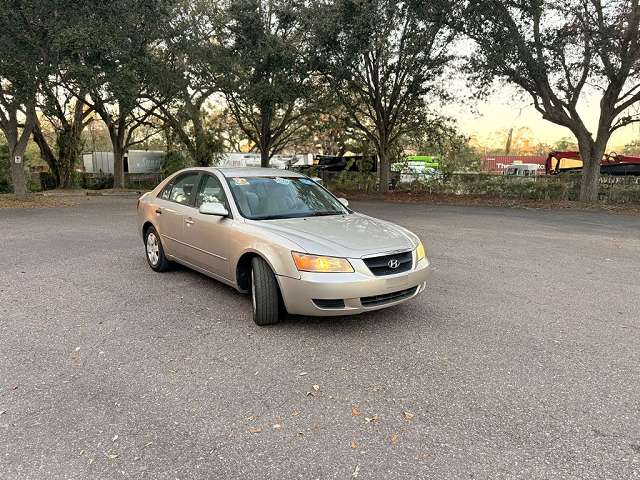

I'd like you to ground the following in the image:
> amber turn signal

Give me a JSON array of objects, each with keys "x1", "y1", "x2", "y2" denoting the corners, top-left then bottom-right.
[{"x1": 291, "y1": 252, "x2": 354, "y2": 273}]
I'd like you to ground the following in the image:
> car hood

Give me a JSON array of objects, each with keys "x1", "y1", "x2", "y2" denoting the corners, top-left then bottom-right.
[{"x1": 252, "y1": 213, "x2": 417, "y2": 257}]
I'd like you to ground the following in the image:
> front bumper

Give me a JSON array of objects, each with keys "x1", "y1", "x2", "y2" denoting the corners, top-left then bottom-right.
[{"x1": 277, "y1": 258, "x2": 430, "y2": 316}]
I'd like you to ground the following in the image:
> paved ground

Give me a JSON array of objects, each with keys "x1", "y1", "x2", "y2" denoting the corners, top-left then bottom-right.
[{"x1": 1, "y1": 197, "x2": 639, "y2": 479}]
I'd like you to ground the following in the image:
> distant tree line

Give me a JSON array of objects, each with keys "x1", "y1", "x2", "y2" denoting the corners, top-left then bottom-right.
[{"x1": 1, "y1": 0, "x2": 639, "y2": 201}]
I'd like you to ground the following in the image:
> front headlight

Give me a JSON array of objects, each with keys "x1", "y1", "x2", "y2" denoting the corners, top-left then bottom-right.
[
  {"x1": 416, "y1": 241, "x2": 426, "y2": 262},
  {"x1": 291, "y1": 252, "x2": 354, "y2": 273}
]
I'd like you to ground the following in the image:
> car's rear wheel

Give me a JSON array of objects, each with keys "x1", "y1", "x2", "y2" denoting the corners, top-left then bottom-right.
[
  {"x1": 145, "y1": 226, "x2": 170, "y2": 272},
  {"x1": 251, "y1": 257, "x2": 282, "y2": 326}
]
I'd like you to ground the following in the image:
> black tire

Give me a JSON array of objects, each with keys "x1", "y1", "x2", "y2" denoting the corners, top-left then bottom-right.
[
  {"x1": 144, "y1": 226, "x2": 171, "y2": 272},
  {"x1": 251, "y1": 257, "x2": 282, "y2": 326}
]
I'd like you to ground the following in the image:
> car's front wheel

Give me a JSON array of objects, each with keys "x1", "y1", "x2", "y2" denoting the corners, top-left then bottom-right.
[
  {"x1": 251, "y1": 257, "x2": 282, "y2": 326},
  {"x1": 145, "y1": 226, "x2": 171, "y2": 272}
]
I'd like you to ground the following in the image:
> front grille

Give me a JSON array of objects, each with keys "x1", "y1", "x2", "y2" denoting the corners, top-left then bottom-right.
[
  {"x1": 361, "y1": 286, "x2": 417, "y2": 307},
  {"x1": 363, "y1": 251, "x2": 413, "y2": 276},
  {"x1": 313, "y1": 298, "x2": 346, "y2": 309}
]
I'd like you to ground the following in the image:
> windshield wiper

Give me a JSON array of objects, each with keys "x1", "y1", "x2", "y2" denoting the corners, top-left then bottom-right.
[
  {"x1": 251, "y1": 211, "x2": 345, "y2": 220},
  {"x1": 306, "y1": 211, "x2": 344, "y2": 217}
]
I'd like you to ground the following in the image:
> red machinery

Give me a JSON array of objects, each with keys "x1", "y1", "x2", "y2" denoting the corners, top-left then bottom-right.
[{"x1": 545, "y1": 150, "x2": 640, "y2": 175}]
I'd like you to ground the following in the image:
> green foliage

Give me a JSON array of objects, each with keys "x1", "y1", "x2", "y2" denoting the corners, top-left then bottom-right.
[
  {"x1": 203, "y1": 0, "x2": 315, "y2": 164},
  {"x1": 81, "y1": 173, "x2": 114, "y2": 190},
  {"x1": 407, "y1": 118, "x2": 481, "y2": 177},
  {"x1": 0, "y1": 143, "x2": 10, "y2": 193},
  {"x1": 161, "y1": 150, "x2": 192, "y2": 176},
  {"x1": 310, "y1": 0, "x2": 456, "y2": 190},
  {"x1": 326, "y1": 172, "x2": 378, "y2": 193}
]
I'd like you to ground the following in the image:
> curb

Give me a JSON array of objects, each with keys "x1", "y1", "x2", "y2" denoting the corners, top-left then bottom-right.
[{"x1": 40, "y1": 191, "x2": 142, "y2": 197}]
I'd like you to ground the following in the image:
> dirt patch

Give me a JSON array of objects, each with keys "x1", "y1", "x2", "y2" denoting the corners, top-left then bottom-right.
[
  {"x1": 0, "y1": 194, "x2": 79, "y2": 209},
  {"x1": 335, "y1": 191, "x2": 640, "y2": 215}
]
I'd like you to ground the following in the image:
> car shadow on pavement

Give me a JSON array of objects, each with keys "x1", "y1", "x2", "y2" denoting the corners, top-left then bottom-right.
[{"x1": 152, "y1": 260, "x2": 440, "y2": 333}]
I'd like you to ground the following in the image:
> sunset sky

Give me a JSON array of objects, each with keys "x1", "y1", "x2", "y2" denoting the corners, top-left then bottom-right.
[{"x1": 449, "y1": 85, "x2": 640, "y2": 152}]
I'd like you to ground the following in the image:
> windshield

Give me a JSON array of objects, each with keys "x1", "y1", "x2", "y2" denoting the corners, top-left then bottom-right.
[{"x1": 226, "y1": 176, "x2": 349, "y2": 220}]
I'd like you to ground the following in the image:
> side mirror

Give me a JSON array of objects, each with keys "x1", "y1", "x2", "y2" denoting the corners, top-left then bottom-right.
[
  {"x1": 338, "y1": 197, "x2": 349, "y2": 208},
  {"x1": 199, "y1": 202, "x2": 229, "y2": 216}
]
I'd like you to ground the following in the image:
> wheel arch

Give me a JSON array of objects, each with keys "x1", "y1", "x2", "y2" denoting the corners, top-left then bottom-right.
[
  {"x1": 141, "y1": 221, "x2": 156, "y2": 243},
  {"x1": 235, "y1": 249, "x2": 284, "y2": 293}
]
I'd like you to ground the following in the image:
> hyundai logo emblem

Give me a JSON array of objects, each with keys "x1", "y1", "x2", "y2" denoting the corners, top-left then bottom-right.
[{"x1": 388, "y1": 259, "x2": 400, "y2": 269}]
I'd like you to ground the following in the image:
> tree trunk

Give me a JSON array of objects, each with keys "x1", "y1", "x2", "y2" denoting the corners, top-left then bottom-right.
[
  {"x1": 194, "y1": 139, "x2": 210, "y2": 167},
  {"x1": 378, "y1": 146, "x2": 390, "y2": 193},
  {"x1": 8, "y1": 143, "x2": 28, "y2": 197},
  {"x1": 113, "y1": 144, "x2": 125, "y2": 189},
  {"x1": 58, "y1": 125, "x2": 84, "y2": 189},
  {"x1": 260, "y1": 148, "x2": 270, "y2": 168},
  {"x1": 32, "y1": 122, "x2": 61, "y2": 187},
  {"x1": 2, "y1": 104, "x2": 35, "y2": 198},
  {"x1": 578, "y1": 139, "x2": 605, "y2": 203}
]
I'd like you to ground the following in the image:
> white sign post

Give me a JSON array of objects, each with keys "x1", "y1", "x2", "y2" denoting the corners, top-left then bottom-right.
[{"x1": 14, "y1": 155, "x2": 22, "y2": 164}]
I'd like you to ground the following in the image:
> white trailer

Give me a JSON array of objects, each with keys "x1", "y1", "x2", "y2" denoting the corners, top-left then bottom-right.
[{"x1": 82, "y1": 150, "x2": 165, "y2": 174}]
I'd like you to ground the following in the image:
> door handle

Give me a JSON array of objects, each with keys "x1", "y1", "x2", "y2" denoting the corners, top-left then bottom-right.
[
  {"x1": 155, "y1": 208, "x2": 162, "y2": 214},
  {"x1": 184, "y1": 218, "x2": 195, "y2": 225}
]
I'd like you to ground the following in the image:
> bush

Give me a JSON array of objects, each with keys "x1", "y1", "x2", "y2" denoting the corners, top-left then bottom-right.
[
  {"x1": 81, "y1": 173, "x2": 114, "y2": 190},
  {"x1": 0, "y1": 178, "x2": 11, "y2": 194},
  {"x1": 326, "y1": 171, "x2": 378, "y2": 193},
  {"x1": 161, "y1": 150, "x2": 191, "y2": 177},
  {"x1": 39, "y1": 172, "x2": 58, "y2": 190}
]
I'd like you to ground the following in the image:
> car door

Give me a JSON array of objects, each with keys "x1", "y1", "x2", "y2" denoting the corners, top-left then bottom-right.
[
  {"x1": 181, "y1": 173, "x2": 232, "y2": 280},
  {"x1": 155, "y1": 171, "x2": 200, "y2": 260}
]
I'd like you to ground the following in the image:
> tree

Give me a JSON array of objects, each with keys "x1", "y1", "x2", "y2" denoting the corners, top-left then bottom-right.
[
  {"x1": 208, "y1": 0, "x2": 316, "y2": 167},
  {"x1": 144, "y1": 0, "x2": 224, "y2": 166},
  {"x1": 410, "y1": 118, "x2": 481, "y2": 176},
  {"x1": 0, "y1": 0, "x2": 44, "y2": 197},
  {"x1": 312, "y1": 0, "x2": 456, "y2": 192},
  {"x1": 460, "y1": 0, "x2": 640, "y2": 202},
  {"x1": 67, "y1": 0, "x2": 178, "y2": 188},
  {"x1": 32, "y1": 85, "x2": 93, "y2": 188},
  {"x1": 553, "y1": 136, "x2": 579, "y2": 152}
]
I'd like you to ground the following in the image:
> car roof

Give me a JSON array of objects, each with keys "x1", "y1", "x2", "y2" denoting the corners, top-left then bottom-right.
[{"x1": 195, "y1": 167, "x2": 306, "y2": 178}]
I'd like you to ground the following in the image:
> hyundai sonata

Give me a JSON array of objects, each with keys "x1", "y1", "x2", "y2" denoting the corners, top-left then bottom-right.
[{"x1": 137, "y1": 168, "x2": 430, "y2": 325}]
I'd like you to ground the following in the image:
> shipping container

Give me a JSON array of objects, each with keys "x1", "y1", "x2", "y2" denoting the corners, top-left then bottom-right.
[{"x1": 481, "y1": 155, "x2": 547, "y2": 174}]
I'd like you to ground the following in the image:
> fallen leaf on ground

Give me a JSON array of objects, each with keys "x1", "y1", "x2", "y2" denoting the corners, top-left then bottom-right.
[
  {"x1": 351, "y1": 441, "x2": 358, "y2": 449},
  {"x1": 365, "y1": 415, "x2": 379, "y2": 424},
  {"x1": 402, "y1": 411, "x2": 415, "y2": 421},
  {"x1": 272, "y1": 424, "x2": 282, "y2": 430},
  {"x1": 306, "y1": 391, "x2": 314, "y2": 396},
  {"x1": 312, "y1": 384, "x2": 320, "y2": 391},
  {"x1": 351, "y1": 407, "x2": 361, "y2": 417},
  {"x1": 248, "y1": 426, "x2": 263, "y2": 433},
  {"x1": 390, "y1": 433, "x2": 399, "y2": 445},
  {"x1": 292, "y1": 410, "x2": 300, "y2": 417}
]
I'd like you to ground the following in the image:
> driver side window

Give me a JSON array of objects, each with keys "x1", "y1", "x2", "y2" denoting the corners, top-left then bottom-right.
[{"x1": 196, "y1": 174, "x2": 228, "y2": 208}]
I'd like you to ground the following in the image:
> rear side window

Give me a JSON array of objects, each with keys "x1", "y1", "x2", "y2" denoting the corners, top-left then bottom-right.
[{"x1": 167, "y1": 173, "x2": 199, "y2": 206}]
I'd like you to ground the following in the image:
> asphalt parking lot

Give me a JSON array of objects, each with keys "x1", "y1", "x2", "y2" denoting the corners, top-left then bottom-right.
[{"x1": 1, "y1": 197, "x2": 640, "y2": 479}]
